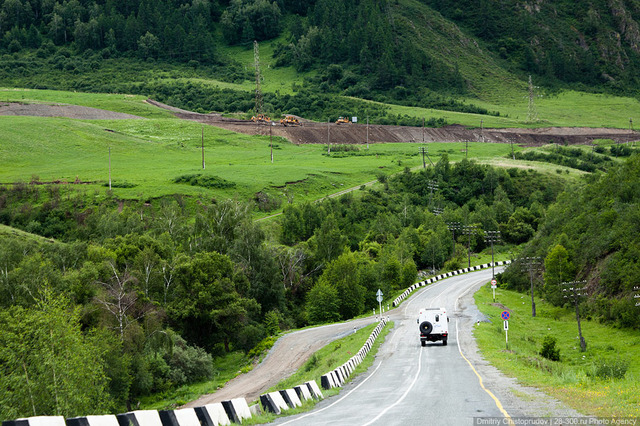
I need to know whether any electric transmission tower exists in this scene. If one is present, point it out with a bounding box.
[254,40,263,116]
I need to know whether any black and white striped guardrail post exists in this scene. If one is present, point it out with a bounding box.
[158,409,200,426]
[305,380,324,399]
[260,391,289,415]
[66,415,119,426]
[194,404,231,426]
[220,398,251,424]
[4,417,66,426]
[116,410,163,426]
[294,383,313,401]
[279,389,302,409]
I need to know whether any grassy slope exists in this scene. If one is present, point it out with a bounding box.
[474,284,640,417]
[0,97,524,202]
[0,88,173,119]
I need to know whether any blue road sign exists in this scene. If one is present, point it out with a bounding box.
[501,310,510,320]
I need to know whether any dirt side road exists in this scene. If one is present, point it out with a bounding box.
[183,316,377,407]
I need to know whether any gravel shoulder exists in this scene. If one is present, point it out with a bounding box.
[455,282,582,417]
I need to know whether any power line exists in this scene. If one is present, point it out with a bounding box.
[446,222,461,257]
[561,280,588,352]
[253,40,263,116]
[461,224,478,268]
[484,230,501,279]
[521,256,542,317]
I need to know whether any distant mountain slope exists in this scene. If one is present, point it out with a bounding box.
[425,0,640,91]
[2,0,640,105]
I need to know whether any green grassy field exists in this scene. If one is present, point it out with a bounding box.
[474,284,640,417]
[1,87,635,208]
[0,109,522,204]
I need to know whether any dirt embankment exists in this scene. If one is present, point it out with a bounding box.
[147,99,640,146]
[6,98,639,146]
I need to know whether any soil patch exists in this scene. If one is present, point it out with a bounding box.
[0,102,145,120]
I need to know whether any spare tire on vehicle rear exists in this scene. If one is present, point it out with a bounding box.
[419,321,433,334]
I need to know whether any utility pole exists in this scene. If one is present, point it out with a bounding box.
[446,222,461,257]
[462,225,477,268]
[327,118,330,154]
[427,180,438,208]
[484,230,501,278]
[366,115,369,149]
[634,286,639,307]
[480,119,484,142]
[422,117,425,143]
[465,139,469,159]
[419,147,427,168]
[253,40,263,117]
[201,125,205,169]
[527,75,538,122]
[270,122,273,163]
[510,138,515,160]
[108,146,111,191]
[432,207,443,216]
[522,257,542,317]
[562,281,588,352]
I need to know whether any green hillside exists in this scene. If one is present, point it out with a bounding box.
[2,0,640,419]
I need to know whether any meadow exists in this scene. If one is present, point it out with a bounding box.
[0,94,521,206]
[474,283,640,417]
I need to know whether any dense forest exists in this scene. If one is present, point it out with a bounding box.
[3,0,640,115]
[0,158,565,416]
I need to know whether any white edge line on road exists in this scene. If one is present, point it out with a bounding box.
[360,346,424,426]
[278,343,387,425]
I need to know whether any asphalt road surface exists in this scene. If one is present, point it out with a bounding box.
[270,268,580,425]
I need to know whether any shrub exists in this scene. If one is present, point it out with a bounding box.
[247,335,276,359]
[173,174,235,189]
[589,358,629,380]
[540,335,560,361]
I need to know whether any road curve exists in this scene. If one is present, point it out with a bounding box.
[270,269,581,425]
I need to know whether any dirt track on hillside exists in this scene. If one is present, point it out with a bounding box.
[0,102,144,119]
[147,99,640,147]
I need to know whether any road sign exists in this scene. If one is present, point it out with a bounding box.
[491,279,497,289]
[501,310,510,320]
[376,289,383,303]
[503,320,508,330]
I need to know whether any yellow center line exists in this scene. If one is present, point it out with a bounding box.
[456,318,514,425]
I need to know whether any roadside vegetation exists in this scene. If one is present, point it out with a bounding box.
[474,284,640,417]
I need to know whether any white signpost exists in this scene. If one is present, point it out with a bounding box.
[491,279,497,302]
[376,289,383,318]
[501,310,510,348]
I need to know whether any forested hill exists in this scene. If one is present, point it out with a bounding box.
[3,0,640,103]
[501,154,640,329]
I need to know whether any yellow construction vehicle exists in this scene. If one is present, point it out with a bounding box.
[251,114,271,123]
[280,115,301,126]
[335,116,350,124]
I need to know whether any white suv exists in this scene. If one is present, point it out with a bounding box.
[417,307,449,346]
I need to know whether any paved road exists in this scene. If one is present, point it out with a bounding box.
[270,269,580,425]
